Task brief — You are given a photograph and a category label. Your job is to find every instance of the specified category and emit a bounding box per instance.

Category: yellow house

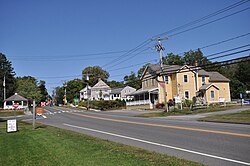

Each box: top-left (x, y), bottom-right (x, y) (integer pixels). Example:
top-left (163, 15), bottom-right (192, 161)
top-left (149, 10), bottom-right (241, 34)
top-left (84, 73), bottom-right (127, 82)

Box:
top-left (126, 64), bottom-right (231, 109)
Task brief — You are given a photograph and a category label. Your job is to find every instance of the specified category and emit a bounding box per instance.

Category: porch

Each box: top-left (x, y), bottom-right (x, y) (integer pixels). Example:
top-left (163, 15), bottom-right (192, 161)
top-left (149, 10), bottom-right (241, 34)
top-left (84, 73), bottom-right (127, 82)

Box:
top-left (126, 88), bottom-right (158, 109)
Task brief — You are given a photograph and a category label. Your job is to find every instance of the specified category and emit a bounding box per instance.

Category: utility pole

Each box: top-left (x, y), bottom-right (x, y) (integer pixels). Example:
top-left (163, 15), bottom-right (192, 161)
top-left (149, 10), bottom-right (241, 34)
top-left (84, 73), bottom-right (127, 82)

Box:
top-left (154, 37), bottom-right (169, 112)
top-left (86, 73), bottom-right (90, 110)
top-left (3, 73), bottom-right (6, 100)
top-left (63, 81), bottom-right (67, 105)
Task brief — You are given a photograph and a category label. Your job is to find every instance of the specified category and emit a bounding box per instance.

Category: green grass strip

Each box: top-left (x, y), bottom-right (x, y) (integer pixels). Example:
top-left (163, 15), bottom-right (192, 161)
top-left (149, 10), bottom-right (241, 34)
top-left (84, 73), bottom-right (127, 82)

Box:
top-left (0, 121), bottom-right (201, 166)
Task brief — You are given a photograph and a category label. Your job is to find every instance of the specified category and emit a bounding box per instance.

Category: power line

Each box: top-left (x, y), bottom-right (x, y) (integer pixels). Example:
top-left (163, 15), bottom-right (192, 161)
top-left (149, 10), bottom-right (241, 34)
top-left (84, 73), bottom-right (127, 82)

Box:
top-left (208, 48), bottom-right (250, 61)
top-left (101, 39), bottom-right (152, 68)
top-left (168, 7), bottom-right (250, 38)
top-left (205, 44), bottom-right (250, 58)
top-left (109, 59), bottom-right (157, 72)
top-left (105, 47), bottom-right (151, 69)
top-left (174, 32), bottom-right (250, 56)
top-left (152, 0), bottom-right (250, 38)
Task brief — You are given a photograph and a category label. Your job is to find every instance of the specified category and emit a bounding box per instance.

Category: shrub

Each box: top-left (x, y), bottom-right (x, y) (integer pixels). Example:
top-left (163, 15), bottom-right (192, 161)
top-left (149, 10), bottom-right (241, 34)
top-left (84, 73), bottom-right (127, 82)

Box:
top-left (79, 100), bottom-right (126, 110)
top-left (155, 103), bottom-right (165, 109)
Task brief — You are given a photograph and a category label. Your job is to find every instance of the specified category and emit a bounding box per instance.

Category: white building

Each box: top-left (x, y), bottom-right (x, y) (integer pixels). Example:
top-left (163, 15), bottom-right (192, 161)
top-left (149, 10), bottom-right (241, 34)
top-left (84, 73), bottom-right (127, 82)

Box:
top-left (4, 93), bottom-right (28, 110)
top-left (91, 79), bottom-right (111, 100)
top-left (110, 86), bottom-right (136, 101)
top-left (80, 85), bottom-right (92, 100)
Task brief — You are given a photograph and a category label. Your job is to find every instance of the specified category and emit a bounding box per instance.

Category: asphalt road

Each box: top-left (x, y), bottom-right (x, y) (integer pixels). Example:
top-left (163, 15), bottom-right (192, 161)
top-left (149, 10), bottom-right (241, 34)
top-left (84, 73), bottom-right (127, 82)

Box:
top-left (34, 106), bottom-right (250, 166)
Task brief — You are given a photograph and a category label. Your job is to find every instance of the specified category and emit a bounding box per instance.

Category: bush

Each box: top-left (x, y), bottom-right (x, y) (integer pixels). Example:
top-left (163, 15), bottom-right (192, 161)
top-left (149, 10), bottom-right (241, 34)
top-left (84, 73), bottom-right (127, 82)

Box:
top-left (79, 100), bottom-right (126, 110)
top-left (155, 103), bottom-right (165, 109)
top-left (183, 99), bottom-right (193, 107)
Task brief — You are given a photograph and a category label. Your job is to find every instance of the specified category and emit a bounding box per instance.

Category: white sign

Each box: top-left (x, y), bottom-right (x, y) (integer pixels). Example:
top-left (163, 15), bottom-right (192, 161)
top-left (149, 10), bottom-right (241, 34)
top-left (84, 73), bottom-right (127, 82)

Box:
top-left (7, 119), bottom-right (17, 132)
top-left (246, 90), bottom-right (250, 94)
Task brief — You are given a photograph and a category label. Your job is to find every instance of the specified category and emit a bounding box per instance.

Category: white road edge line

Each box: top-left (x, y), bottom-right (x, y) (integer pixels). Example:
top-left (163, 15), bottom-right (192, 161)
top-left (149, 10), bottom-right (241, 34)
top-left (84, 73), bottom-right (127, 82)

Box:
top-left (63, 123), bottom-right (250, 166)
top-left (42, 115), bottom-right (47, 119)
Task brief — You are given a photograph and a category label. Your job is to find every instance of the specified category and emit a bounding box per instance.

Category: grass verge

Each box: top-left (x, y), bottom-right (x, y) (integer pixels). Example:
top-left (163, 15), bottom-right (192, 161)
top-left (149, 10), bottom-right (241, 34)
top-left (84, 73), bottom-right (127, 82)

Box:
top-left (0, 121), bottom-right (201, 166)
top-left (0, 110), bottom-right (24, 116)
top-left (139, 105), bottom-right (250, 117)
top-left (199, 110), bottom-right (250, 124)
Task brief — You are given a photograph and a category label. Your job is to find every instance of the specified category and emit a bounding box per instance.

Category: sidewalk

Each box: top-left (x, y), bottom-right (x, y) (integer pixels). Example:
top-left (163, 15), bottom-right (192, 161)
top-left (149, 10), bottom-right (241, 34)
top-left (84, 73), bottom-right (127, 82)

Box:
top-left (155, 107), bottom-right (250, 121)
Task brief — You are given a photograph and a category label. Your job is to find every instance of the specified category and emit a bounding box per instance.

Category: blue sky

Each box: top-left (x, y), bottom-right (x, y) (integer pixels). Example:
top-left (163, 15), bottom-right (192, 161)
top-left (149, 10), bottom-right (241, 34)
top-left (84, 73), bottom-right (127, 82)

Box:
top-left (0, 0), bottom-right (249, 94)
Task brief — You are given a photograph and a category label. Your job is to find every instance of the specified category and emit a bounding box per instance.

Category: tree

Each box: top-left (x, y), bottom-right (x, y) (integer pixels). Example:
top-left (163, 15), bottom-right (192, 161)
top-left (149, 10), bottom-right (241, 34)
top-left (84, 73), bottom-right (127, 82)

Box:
top-left (65, 79), bottom-right (84, 103)
top-left (124, 72), bottom-right (141, 90)
top-left (38, 80), bottom-right (48, 102)
top-left (163, 53), bottom-right (184, 65)
top-left (82, 66), bottom-right (109, 87)
top-left (183, 49), bottom-right (210, 66)
top-left (52, 86), bottom-right (64, 105)
top-left (107, 80), bottom-right (124, 88)
top-left (16, 76), bottom-right (42, 102)
top-left (0, 53), bottom-right (16, 106)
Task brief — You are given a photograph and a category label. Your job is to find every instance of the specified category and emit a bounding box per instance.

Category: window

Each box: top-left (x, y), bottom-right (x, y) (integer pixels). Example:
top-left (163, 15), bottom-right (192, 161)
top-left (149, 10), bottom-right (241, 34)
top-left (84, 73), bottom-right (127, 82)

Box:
top-left (211, 90), bottom-right (215, 99)
top-left (152, 79), bottom-right (155, 86)
top-left (202, 76), bottom-right (205, 83)
top-left (185, 91), bottom-right (189, 99)
top-left (146, 80), bottom-right (149, 87)
top-left (164, 76), bottom-right (168, 84)
top-left (184, 75), bottom-right (188, 83)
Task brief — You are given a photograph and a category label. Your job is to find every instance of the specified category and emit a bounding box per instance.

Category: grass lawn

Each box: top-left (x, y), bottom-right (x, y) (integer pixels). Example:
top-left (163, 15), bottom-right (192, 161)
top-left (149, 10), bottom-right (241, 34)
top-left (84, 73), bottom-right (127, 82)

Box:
top-left (140, 105), bottom-right (250, 117)
top-left (199, 110), bottom-right (250, 124)
top-left (0, 110), bottom-right (24, 116)
top-left (0, 121), bottom-right (201, 166)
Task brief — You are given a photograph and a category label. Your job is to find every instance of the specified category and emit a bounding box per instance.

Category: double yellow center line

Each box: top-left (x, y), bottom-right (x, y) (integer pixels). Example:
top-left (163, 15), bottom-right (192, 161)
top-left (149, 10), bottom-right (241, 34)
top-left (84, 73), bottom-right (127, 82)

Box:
top-left (71, 112), bottom-right (250, 138)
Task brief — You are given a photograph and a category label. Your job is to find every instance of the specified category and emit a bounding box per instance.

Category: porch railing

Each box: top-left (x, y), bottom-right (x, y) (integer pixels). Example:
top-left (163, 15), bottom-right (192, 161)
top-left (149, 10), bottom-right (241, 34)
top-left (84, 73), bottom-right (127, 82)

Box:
top-left (126, 99), bottom-right (150, 106)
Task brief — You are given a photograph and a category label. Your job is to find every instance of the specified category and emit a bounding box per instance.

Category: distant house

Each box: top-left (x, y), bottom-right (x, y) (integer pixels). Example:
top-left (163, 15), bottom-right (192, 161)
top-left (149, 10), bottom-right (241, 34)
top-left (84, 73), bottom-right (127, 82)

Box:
top-left (110, 86), bottom-right (136, 101)
top-left (91, 79), bottom-right (111, 100)
top-left (4, 93), bottom-right (28, 110)
top-left (80, 85), bottom-right (92, 100)
top-left (126, 64), bottom-right (231, 109)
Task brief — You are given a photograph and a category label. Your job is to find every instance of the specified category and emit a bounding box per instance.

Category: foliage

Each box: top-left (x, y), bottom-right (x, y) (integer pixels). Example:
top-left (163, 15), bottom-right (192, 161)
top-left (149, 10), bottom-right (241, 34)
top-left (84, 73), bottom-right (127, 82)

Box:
top-left (124, 72), bottom-right (141, 90)
top-left (155, 103), bottom-right (165, 109)
top-left (107, 80), bottom-right (124, 88)
top-left (183, 99), bottom-right (193, 107)
top-left (163, 53), bottom-right (184, 65)
top-left (66, 79), bottom-right (84, 103)
top-left (38, 80), bottom-right (48, 102)
top-left (16, 76), bottom-right (42, 102)
top-left (79, 100), bottom-right (126, 110)
top-left (52, 86), bottom-right (64, 105)
top-left (183, 49), bottom-right (209, 66)
top-left (82, 66), bottom-right (109, 87)
top-left (0, 53), bottom-right (16, 107)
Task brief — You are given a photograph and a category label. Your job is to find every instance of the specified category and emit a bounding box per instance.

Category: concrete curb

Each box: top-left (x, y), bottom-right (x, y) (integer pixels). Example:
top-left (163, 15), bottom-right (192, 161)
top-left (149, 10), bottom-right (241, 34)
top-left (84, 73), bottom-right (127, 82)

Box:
top-left (198, 119), bottom-right (250, 125)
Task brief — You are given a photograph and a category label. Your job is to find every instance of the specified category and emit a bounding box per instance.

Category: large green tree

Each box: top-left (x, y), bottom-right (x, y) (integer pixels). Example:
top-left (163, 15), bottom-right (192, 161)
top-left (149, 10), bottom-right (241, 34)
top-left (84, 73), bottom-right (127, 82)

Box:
top-left (16, 76), bottom-right (42, 102)
top-left (124, 72), bottom-right (141, 90)
top-left (0, 53), bottom-right (16, 106)
top-left (107, 80), bottom-right (124, 88)
top-left (52, 86), bottom-right (64, 105)
top-left (82, 66), bottom-right (109, 87)
top-left (163, 53), bottom-right (184, 65)
top-left (38, 80), bottom-right (48, 102)
top-left (65, 79), bottom-right (84, 103)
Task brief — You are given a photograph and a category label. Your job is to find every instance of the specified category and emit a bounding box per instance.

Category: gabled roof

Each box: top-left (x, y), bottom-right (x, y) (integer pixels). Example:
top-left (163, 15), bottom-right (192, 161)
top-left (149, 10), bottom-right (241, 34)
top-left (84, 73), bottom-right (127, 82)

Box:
top-left (92, 79), bottom-right (111, 89)
top-left (208, 72), bottom-right (230, 82)
top-left (198, 69), bottom-right (210, 76)
top-left (5, 93), bottom-right (28, 101)
top-left (110, 87), bottom-right (124, 94)
top-left (80, 85), bottom-right (92, 92)
top-left (199, 84), bottom-right (219, 90)
top-left (141, 64), bottom-right (182, 80)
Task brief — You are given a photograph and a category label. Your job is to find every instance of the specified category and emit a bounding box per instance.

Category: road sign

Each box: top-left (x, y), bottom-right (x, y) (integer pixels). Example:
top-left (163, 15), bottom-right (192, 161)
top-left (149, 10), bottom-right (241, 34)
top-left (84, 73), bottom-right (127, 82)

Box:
top-left (7, 119), bottom-right (17, 132)
top-left (74, 99), bottom-right (80, 103)
top-left (13, 103), bottom-right (19, 109)
top-left (246, 90), bottom-right (250, 94)
top-left (240, 93), bottom-right (243, 99)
